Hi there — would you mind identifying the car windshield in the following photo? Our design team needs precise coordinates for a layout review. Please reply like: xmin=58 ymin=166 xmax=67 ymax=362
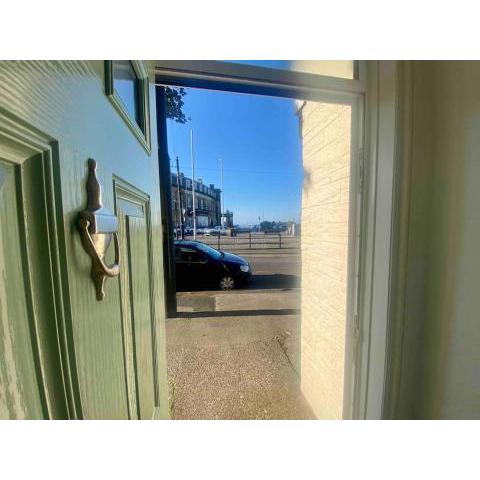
xmin=194 ymin=242 xmax=223 ymax=260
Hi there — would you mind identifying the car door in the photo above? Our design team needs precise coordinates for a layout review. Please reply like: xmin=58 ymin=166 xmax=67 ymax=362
xmin=175 ymin=246 xmax=190 ymax=288
xmin=187 ymin=249 xmax=211 ymax=287
xmin=0 ymin=61 xmax=168 ymax=419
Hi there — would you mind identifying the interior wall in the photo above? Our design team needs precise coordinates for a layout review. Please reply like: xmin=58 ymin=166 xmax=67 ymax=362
xmin=299 ymin=101 xmax=351 ymax=419
xmin=393 ymin=61 xmax=436 ymax=418
xmin=399 ymin=61 xmax=480 ymax=419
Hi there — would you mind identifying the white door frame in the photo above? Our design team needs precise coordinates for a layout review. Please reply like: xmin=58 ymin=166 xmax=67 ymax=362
xmin=352 ymin=61 xmax=405 ymax=419
xmin=154 ymin=60 xmax=402 ymax=419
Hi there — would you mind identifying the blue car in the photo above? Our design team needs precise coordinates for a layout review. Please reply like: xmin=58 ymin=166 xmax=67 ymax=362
xmin=174 ymin=240 xmax=252 ymax=290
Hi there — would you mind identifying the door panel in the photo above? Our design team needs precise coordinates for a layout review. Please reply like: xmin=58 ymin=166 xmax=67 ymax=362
xmin=0 ymin=160 xmax=44 ymax=419
xmin=128 ymin=216 xmax=156 ymax=418
xmin=116 ymin=182 xmax=158 ymax=419
xmin=0 ymin=148 xmax=70 ymax=419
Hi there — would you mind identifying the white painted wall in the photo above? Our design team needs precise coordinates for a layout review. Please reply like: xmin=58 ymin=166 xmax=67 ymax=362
xmin=399 ymin=61 xmax=480 ymax=419
xmin=299 ymin=101 xmax=352 ymax=419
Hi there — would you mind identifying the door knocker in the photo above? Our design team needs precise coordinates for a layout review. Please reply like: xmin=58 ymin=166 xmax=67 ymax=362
xmin=78 ymin=159 xmax=120 ymax=301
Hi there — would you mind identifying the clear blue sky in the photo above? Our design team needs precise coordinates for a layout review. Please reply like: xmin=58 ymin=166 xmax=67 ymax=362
xmin=166 ymin=82 xmax=302 ymax=226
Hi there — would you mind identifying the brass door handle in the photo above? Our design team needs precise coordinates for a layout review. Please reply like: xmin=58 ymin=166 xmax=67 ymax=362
xmin=78 ymin=159 xmax=120 ymax=301
xmin=78 ymin=217 xmax=120 ymax=279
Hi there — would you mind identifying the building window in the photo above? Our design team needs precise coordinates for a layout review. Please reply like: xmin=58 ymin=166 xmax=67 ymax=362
xmin=105 ymin=60 xmax=151 ymax=152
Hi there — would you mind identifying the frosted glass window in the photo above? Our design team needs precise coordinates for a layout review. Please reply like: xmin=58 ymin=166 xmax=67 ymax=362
xmin=112 ymin=60 xmax=142 ymax=130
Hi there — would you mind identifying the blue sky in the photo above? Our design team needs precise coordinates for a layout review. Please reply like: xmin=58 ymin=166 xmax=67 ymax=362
xmin=166 ymin=84 xmax=303 ymax=226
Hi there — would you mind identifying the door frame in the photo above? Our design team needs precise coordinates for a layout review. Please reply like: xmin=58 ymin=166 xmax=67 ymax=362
xmin=154 ymin=60 xmax=402 ymax=419
xmin=155 ymin=86 xmax=178 ymax=317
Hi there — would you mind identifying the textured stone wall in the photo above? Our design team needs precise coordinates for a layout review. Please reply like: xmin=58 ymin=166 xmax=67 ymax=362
xmin=299 ymin=101 xmax=351 ymax=419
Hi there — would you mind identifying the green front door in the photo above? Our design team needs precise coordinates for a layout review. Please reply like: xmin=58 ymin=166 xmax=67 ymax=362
xmin=0 ymin=61 xmax=169 ymax=419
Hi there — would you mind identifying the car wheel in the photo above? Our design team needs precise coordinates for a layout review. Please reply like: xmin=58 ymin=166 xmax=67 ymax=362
xmin=219 ymin=275 xmax=235 ymax=290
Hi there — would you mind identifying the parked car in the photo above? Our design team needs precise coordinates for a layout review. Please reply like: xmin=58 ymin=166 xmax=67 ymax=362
xmin=184 ymin=226 xmax=194 ymax=236
xmin=174 ymin=240 xmax=252 ymax=290
xmin=204 ymin=225 xmax=228 ymax=236
xmin=202 ymin=227 xmax=214 ymax=236
xmin=212 ymin=225 xmax=228 ymax=235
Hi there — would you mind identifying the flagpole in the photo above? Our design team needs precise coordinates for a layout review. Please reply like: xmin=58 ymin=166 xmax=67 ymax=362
xmin=219 ymin=157 xmax=224 ymax=227
xmin=175 ymin=155 xmax=184 ymax=240
xmin=190 ymin=129 xmax=196 ymax=240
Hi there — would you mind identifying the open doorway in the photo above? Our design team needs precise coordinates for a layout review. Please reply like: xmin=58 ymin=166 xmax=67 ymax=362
xmin=165 ymin=88 xmax=307 ymax=419
xmin=156 ymin=61 xmax=364 ymax=419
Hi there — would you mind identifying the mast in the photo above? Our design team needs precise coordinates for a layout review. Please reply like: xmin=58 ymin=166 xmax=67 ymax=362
xmin=175 ymin=155 xmax=184 ymax=240
xmin=219 ymin=157 xmax=224 ymax=226
xmin=190 ymin=129 xmax=197 ymax=240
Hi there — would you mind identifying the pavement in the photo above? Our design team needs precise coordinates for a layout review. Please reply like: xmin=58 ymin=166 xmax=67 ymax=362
xmin=166 ymin=250 xmax=316 ymax=420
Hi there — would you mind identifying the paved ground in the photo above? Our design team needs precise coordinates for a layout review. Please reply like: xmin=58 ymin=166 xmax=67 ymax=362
xmin=166 ymin=250 xmax=316 ymax=420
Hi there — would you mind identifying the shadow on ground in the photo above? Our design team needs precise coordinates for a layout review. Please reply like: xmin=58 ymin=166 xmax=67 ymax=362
xmin=176 ymin=273 xmax=300 ymax=292
xmin=248 ymin=274 xmax=300 ymax=290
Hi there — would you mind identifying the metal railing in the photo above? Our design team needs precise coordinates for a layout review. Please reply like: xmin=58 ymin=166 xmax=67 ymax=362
xmin=184 ymin=232 xmax=300 ymax=251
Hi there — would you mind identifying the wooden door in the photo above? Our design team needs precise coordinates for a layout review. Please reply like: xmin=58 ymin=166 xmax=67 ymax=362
xmin=0 ymin=61 xmax=169 ymax=419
